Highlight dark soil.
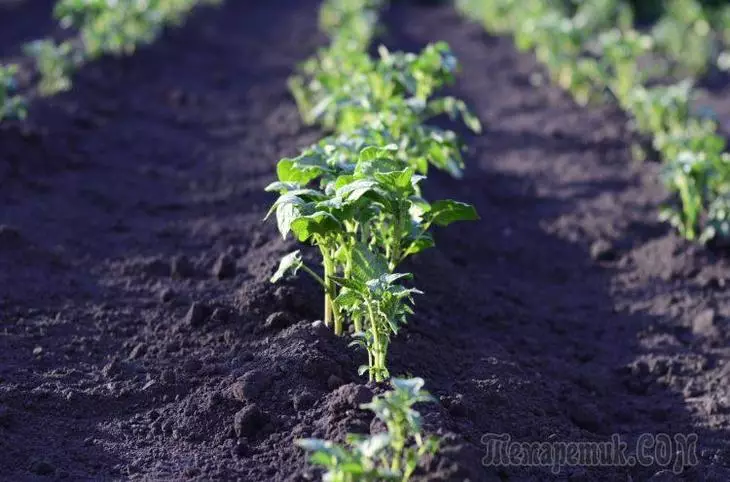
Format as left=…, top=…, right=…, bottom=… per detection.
left=1, top=0, right=730, bottom=481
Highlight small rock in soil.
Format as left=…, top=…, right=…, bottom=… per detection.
left=330, top=384, right=372, bottom=409
left=29, top=460, right=55, bottom=476
left=158, top=288, right=174, bottom=303
left=230, top=381, right=246, bottom=402
left=292, top=392, right=316, bottom=411
left=234, top=404, right=267, bottom=438
left=171, top=255, right=195, bottom=279
left=568, top=403, right=603, bottom=433
left=102, top=360, right=124, bottom=379
left=264, top=311, right=294, bottom=331
left=347, top=385, right=373, bottom=406
left=274, top=285, right=312, bottom=312
left=183, top=302, right=211, bottom=327
left=590, top=239, right=617, bottom=262
left=692, top=308, right=718, bottom=337
left=231, top=369, right=272, bottom=402
left=235, top=440, right=249, bottom=457
left=444, top=394, right=468, bottom=417
left=327, top=375, right=344, bottom=391
left=212, top=254, right=236, bottom=280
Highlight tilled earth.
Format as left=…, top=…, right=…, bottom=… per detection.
left=1, top=1, right=730, bottom=481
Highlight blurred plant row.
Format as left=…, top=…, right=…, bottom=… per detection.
left=458, top=0, right=730, bottom=244
left=0, top=0, right=220, bottom=122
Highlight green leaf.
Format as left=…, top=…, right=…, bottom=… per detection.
left=373, top=167, right=414, bottom=192
left=336, top=179, right=381, bottom=201
left=403, top=235, right=435, bottom=257
left=275, top=201, right=301, bottom=239
left=264, top=181, right=301, bottom=193
left=290, top=211, right=341, bottom=242
left=330, top=275, right=367, bottom=294
left=427, top=200, right=479, bottom=226
left=350, top=242, right=388, bottom=282
left=333, top=287, right=362, bottom=311
left=270, top=250, right=303, bottom=283
left=277, top=156, right=329, bottom=184
left=357, top=433, right=391, bottom=458
left=309, top=452, right=335, bottom=468
left=391, top=377, right=426, bottom=395
left=462, top=107, right=482, bottom=133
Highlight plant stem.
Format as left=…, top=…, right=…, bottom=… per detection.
left=300, top=264, right=326, bottom=288
left=353, top=316, right=362, bottom=333
left=324, top=291, right=333, bottom=329
left=366, top=301, right=385, bottom=382
left=389, top=209, right=403, bottom=271
left=322, top=252, right=342, bottom=335
left=367, top=350, right=374, bottom=383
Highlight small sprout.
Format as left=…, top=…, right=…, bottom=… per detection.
left=297, top=377, right=439, bottom=481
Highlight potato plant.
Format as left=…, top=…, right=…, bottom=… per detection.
left=267, top=145, right=477, bottom=375
left=651, top=0, right=715, bottom=77
left=297, top=378, right=439, bottom=480
left=458, top=0, right=730, bottom=245
left=290, top=35, right=481, bottom=178
left=23, top=0, right=220, bottom=96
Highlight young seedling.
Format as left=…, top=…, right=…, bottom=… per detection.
left=24, top=40, right=78, bottom=95
left=267, top=145, right=478, bottom=341
left=297, top=377, right=439, bottom=481
left=333, top=244, right=421, bottom=382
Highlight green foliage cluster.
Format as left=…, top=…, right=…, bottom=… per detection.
left=457, top=0, right=730, bottom=244
left=297, top=378, right=438, bottom=482
left=0, top=0, right=219, bottom=119
left=29, top=0, right=221, bottom=95
left=0, top=65, right=26, bottom=122
left=268, top=0, right=480, bottom=382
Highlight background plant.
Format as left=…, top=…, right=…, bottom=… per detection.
left=0, top=65, right=26, bottom=121
left=297, top=377, right=439, bottom=481
left=457, top=0, right=730, bottom=245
